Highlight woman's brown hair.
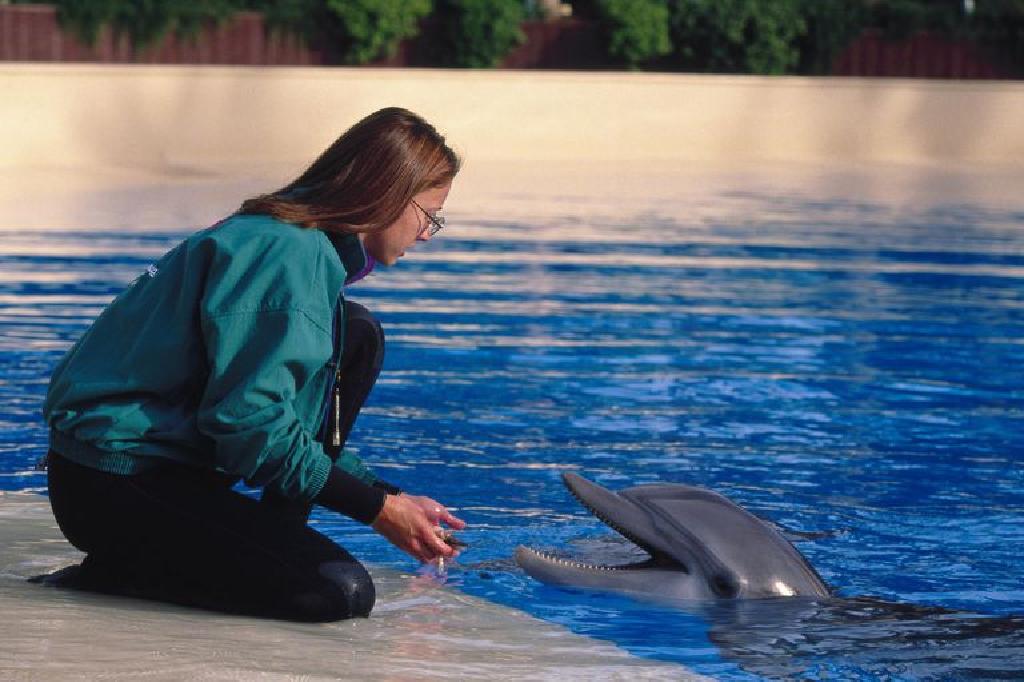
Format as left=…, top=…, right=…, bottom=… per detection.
left=239, top=107, right=460, bottom=234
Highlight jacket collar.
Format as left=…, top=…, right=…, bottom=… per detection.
left=325, top=231, right=373, bottom=285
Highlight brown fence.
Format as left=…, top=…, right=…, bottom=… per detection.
left=833, top=28, right=1011, bottom=79
left=503, top=19, right=606, bottom=69
left=0, top=4, right=320, bottom=65
left=0, top=4, right=605, bottom=69
left=0, top=3, right=1014, bottom=78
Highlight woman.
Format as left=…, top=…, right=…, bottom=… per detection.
left=41, top=107, right=465, bottom=622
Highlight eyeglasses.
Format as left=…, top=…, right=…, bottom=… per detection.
left=411, top=199, right=446, bottom=237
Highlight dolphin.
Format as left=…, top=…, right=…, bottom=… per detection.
left=515, top=472, right=830, bottom=600
left=514, top=474, right=1024, bottom=677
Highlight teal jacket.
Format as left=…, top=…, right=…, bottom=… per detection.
left=44, top=214, right=380, bottom=503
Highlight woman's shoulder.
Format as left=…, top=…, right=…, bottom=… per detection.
left=190, top=214, right=343, bottom=314
left=189, top=213, right=341, bottom=278
left=198, top=214, right=328, bottom=254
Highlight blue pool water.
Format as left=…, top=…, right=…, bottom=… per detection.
left=2, top=184, right=1023, bottom=679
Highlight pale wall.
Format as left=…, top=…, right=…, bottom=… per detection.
left=3, top=64, right=1023, bottom=173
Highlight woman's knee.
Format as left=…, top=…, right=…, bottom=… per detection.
left=343, top=301, right=384, bottom=372
left=288, top=560, right=376, bottom=622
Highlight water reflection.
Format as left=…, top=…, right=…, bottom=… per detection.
left=702, top=597, right=1024, bottom=679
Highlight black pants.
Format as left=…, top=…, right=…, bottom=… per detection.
left=45, top=301, right=385, bottom=622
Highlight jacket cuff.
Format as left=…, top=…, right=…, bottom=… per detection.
left=372, top=479, right=402, bottom=495
left=314, top=466, right=386, bottom=524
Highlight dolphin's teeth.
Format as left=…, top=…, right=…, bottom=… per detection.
left=527, top=546, right=619, bottom=573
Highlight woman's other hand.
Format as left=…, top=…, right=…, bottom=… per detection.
left=401, top=494, right=466, bottom=531
left=371, top=494, right=466, bottom=563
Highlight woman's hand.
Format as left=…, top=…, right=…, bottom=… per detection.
left=401, top=494, right=466, bottom=532
left=371, top=494, right=466, bottom=563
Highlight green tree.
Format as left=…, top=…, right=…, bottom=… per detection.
left=794, top=0, right=869, bottom=75
left=431, top=0, right=526, bottom=68
left=968, top=0, right=1024, bottom=76
left=668, top=0, right=806, bottom=74
left=867, top=0, right=959, bottom=40
left=324, top=0, right=431, bottom=64
left=594, top=0, right=672, bottom=68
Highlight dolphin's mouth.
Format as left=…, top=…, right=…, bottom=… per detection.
left=515, top=546, right=674, bottom=573
left=516, top=474, right=685, bottom=574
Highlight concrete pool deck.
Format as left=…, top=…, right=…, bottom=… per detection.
left=0, top=492, right=692, bottom=680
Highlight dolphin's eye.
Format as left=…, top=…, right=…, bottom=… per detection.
left=710, top=574, right=738, bottom=598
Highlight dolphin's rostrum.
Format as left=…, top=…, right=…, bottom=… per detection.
left=515, top=472, right=830, bottom=600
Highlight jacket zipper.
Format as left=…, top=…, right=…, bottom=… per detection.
left=331, top=368, right=342, bottom=447
left=320, top=296, right=344, bottom=447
